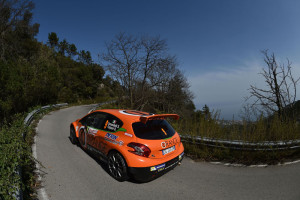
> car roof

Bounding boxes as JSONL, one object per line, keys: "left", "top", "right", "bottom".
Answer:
{"left": 93, "top": 109, "right": 154, "bottom": 123}
{"left": 92, "top": 109, "right": 180, "bottom": 124}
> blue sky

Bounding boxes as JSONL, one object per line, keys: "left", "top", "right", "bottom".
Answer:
{"left": 33, "top": 0, "right": 300, "bottom": 119}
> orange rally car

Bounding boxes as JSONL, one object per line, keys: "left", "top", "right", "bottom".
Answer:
{"left": 70, "top": 109, "right": 184, "bottom": 182}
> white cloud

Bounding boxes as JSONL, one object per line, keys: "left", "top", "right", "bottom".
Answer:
{"left": 188, "top": 60, "right": 300, "bottom": 119}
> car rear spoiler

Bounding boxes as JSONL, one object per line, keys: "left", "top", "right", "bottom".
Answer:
{"left": 140, "top": 114, "right": 180, "bottom": 124}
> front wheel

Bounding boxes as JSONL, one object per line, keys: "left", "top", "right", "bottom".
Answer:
{"left": 70, "top": 126, "right": 77, "bottom": 144}
{"left": 107, "top": 152, "right": 129, "bottom": 182}
{"left": 78, "top": 128, "right": 86, "bottom": 148}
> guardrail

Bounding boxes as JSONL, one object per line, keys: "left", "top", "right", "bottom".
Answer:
{"left": 24, "top": 103, "right": 68, "bottom": 127}
{"left": 14, "top": 103, "right": 68, "bottom": 200}
{"left": 88, "top": 100, "right": 117, "bottom": 113}
{"left": 180, "top": 135, "right": 300, "bottom": 151}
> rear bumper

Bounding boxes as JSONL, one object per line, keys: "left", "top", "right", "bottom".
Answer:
{"left": 128, "top": 152, "right": 184, "bottom": 182}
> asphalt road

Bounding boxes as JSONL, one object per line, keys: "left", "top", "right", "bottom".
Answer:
{"left": 35, "top": 105, "right": 300, "bottom": 200}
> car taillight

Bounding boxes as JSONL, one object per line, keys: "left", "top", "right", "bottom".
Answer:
{"left": 127, "top": 142, "right": 151, "bottom": 157}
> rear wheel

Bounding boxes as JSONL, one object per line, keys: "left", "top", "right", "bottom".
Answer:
{"left": 70, "top": 126, "right": 77, "bottom": 144}
{"left": 108, "top": 152, "right": 129, "bottom": 182}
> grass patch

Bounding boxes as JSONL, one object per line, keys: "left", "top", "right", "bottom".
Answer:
{"left": 173, "top": 112, "right": 300, "bottom": 164}
{"left": 174, "top": 113, "right": 300, "bottom": 142}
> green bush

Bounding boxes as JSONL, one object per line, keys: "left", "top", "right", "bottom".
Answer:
{"left": 0, "top": 114, "right": 33, "bottom": 200}
{"left": 173, "top": 111, "right": 300, "bottom": 163}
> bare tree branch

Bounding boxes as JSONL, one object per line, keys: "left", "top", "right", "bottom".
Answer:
{"left": 245, "top": 50, "right": 299, "bottom": 120}
{"left": 102, "top": 33, "right": 193, "bottom": 115}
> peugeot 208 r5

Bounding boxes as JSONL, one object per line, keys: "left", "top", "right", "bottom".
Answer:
{"left": 70, "top": 109, "right": 184, "bottom": 182}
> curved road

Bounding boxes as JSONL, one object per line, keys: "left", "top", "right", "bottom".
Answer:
{"left": 35, "top": 105, "right": 300, "bottom": 200}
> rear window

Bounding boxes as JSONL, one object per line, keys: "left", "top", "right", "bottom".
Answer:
{"left": 132, "top": 120, "right": 176, "bottom": 140}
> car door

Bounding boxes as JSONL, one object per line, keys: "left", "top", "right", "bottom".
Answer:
{"left": 82, "top": 112, "right": 124, "bottom": 154}
{"left": 85, "top": 112, "right": 107, "bottom": 148}
{"left": 79, "top": 112, "right": 106, "bottom": 148}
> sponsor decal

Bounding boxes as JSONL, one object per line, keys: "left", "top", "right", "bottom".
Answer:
{"left": 179, "top": 152, "right": 184, "bottom": 160}
{"left": 150, "top": 163, "right": 166, "bottom": 172}
{"left": 158, "top": 168, "right": 164, "bottom": 172}
{"left": 104, "top": 120, "right": 120, "bottom": 132}
{"left": 118, "top": 140, "right": 124, "bottom": 146}
{"left": 156, "top": 163, "right": 165, "bottom": 169}
{"left": 124, "top": 132, "right": 133, "bottom": 137}
{"left": 87, "top": 127, "right": 97, "bottom": 135}
{"left": 161, "top": 128, "right": 167, "bottom": 136}
{"left": 105, "top": 133, "right": 118, "bottom": 140}
{"left": 104, "top": 133, "right": 123, "bottom": 146}
{"left": 162, "top": 138, "right": 178, "bottom": 149}
{"left": 104, "top": 120, "right": 108, "bottom": 129}
{"left": 76, "top": 126, "right": 79, "bottom": 131}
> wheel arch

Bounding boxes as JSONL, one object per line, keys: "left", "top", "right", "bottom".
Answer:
{"left": 107, "top": 148, "right": 129, "bottom": 167}
{"left": 70, "top": 122, "right": 79, "bottom": 137}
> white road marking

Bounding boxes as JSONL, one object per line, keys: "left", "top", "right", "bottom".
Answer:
{"left": 33, "top": 121, "right": 49, "bottom": 200}
{"left": 278, "top": 159, "right": 300, "bottom": 166}
{"left": 210, "top": 160, "right": 300, "bottom": 168}
{"left": 249, "top": 164, "right": 268, "bottom": 168}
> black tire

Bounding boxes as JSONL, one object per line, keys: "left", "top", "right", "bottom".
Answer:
{"left": 107, "top": 151, "right": 129, "bottom": 182}
{"left": 70, "top": 126, "right": 77, "bottom": 145}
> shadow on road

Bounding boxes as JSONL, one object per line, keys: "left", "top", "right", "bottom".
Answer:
{"left": 68, "top": 136, "right": 172, "bottom": 184}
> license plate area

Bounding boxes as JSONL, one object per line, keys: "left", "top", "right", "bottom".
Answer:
{"left": 162, "top": 146, "right": 175, "bottom": 155}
